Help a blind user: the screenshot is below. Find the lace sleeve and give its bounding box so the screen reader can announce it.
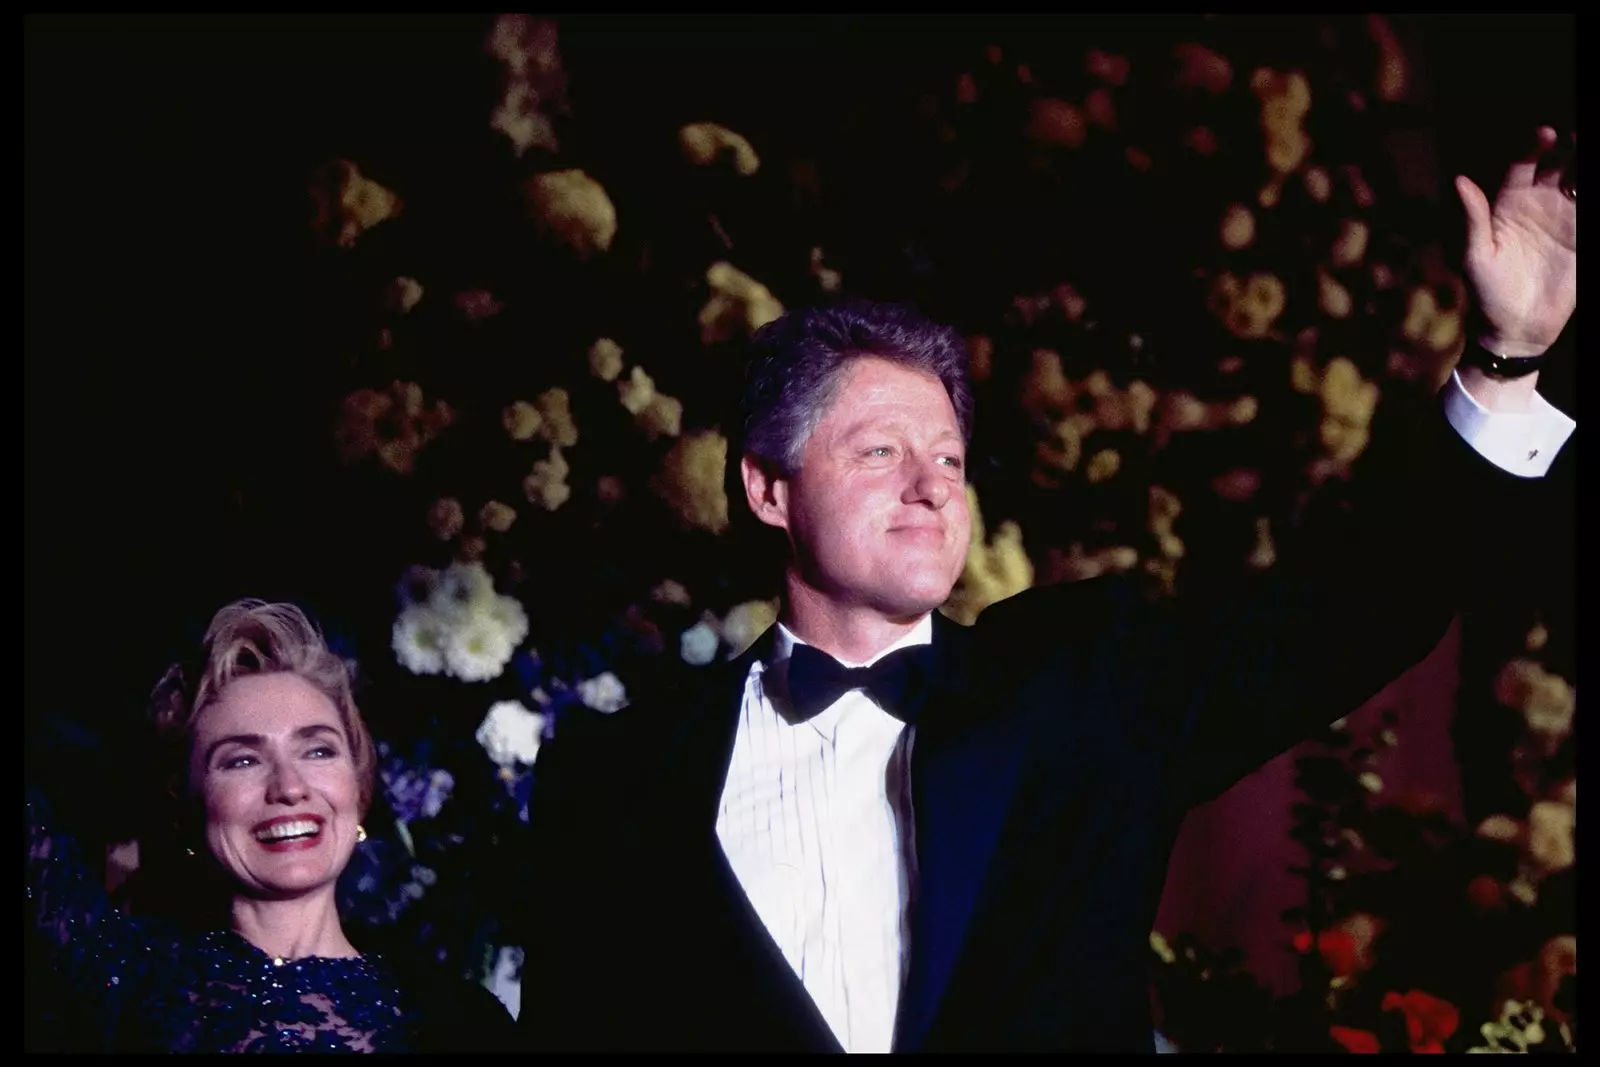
[25,785,156,1023]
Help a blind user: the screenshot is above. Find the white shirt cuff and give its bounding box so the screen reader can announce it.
[1442,369,1575,478]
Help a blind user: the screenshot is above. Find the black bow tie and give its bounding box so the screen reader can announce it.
[784,641,935,725]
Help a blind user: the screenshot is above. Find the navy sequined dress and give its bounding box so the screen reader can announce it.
[25,789,516,1053]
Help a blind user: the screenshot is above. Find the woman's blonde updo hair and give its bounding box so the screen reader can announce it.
[147,599,378,819]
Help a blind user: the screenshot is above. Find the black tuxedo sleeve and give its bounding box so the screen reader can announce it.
[1161,389,1570,807]
[983,386,1573,811]
[510,706,622,1051]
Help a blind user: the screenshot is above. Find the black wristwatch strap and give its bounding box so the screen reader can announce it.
[1465,342,1546,379]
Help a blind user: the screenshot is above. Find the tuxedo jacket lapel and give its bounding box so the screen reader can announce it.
[648,617,1028,1053]
[895,612,1028,1052]
[652,628,843,1052]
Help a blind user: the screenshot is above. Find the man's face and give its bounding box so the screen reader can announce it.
[749,357,971,621]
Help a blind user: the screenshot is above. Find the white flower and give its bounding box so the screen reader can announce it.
[680,621,719,666]
[576,671,628,713]
[392,603,450,675]
[393,563,531,682]
[486,944,524,1020]
[431,560,496,612]
[445,612,518,683]
[476,700,548,768]
[482,593,530,648]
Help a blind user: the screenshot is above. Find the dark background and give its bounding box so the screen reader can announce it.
[24,12,1574,762]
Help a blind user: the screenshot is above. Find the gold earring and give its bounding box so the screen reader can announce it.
[356,824,367,843]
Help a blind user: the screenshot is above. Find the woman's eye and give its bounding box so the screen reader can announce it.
[306,746,338,759]
[221,755,257,770]
[868,447,893,458]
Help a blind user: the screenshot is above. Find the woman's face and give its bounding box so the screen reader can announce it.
[190,672,362,901]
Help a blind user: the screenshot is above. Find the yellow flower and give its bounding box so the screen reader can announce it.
[484,15,566,157]
[637,393,684,441]
[1526,802,1574,873]
[523,169,616,259]
[723,598,779,657]
[1143,486,1185,595]
[651,431,729,533]
[1331,219,1369,267]
[1044,543,1139,584]
[699,262,784,346]
[1302,166,1332,203]
[678,122,760,176]
[809,247,842,293]
[1084,449,1121,484]
[480,500,517,533]
[524,447,571,512]
[1220,204,1255,250]
[588,337,625,382]
[386,276,424,314]
[1401,286,1464,354]
[1251,68,1312,174]
[1476,814,1522,845]
[1208,271,1285,339]
[309,159,403,249]
[618,365,655,415]
[1317,269,1353,319]
[535,388,579,447]
[503,400,543,442]
[1493,659,1575,743]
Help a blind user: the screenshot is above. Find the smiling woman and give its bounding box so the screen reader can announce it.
[25,599,516,1052]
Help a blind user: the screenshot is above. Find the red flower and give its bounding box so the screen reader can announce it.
[1382,989,1459,1053]
[1317,930,1360,977]
[1330,1025,1381,1053]
[1290,928,1363,977]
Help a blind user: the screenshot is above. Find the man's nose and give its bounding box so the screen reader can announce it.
[903,455,951,508]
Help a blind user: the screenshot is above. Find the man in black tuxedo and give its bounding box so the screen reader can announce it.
[515,128,1575,1052]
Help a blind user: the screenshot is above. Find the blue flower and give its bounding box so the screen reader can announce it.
[511,649,544,692]
[383,766,456,824]
[512,771,536,823]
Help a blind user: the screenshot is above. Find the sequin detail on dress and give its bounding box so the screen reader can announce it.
[27,789,412,1052]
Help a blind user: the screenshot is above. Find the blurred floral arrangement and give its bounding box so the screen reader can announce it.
[1148,616,1575,1051]
[231,13,1575,1040]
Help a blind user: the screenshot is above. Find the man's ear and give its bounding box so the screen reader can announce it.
[740,452,790,531]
